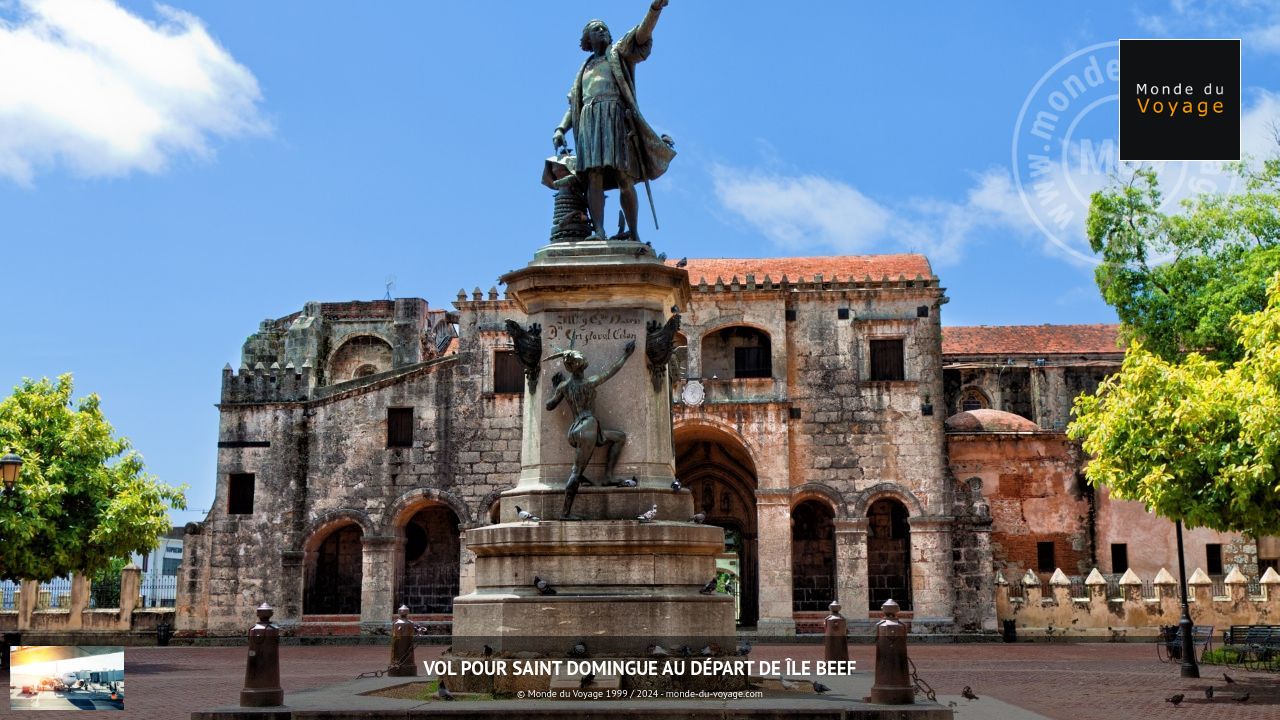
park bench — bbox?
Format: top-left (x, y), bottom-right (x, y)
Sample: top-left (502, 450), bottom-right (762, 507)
top-left (1156, 624), bottom-right (1214, 663)
top-left (1224, 625), bottom-right (1280, 671)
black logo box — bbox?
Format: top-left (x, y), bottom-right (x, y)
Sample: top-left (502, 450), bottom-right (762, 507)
top-left (1119, 39), bottom-right (1240, 161)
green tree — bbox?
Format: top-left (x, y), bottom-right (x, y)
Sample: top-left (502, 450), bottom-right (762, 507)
top-left (0, 374), bottom-right (186, 581)
top-left (1086, 161), bottom-right (1280, 363)
top-left (1068, 274), bottom-right (1280, 535)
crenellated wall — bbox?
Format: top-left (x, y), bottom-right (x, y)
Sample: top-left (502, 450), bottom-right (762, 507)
top-left (997, 566), bottom-right (1280, 639)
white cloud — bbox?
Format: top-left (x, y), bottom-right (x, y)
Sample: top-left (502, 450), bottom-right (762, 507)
top-left (710, 165), bottom-right (891, 252)
top-left (711, 165), bottom-right (1032, 265)
top-left (1241, 89), bottom-right (1280, 160)
top-left (0, 0), bottom-right (268, 184)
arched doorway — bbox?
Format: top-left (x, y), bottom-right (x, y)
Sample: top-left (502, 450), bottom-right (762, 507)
top-left (675, 423), bottom-right (758, 627)
top-left (304, 522), bottom-right (363, 615)
top-left (791, 500), bottom-right (836, 611)
top-left (396, 505), bottom-right (461, 613)
top-left (867, 498), bottom-right (912, 611)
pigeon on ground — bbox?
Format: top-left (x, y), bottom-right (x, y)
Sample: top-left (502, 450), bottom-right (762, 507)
top-left (580, 673), bottom-right (596, 688)
top-left (569, 642), bottom-right (587, 658)
top-left (1205, 686), bottom-right (1214, 699)
top-left (516, 505), bottom-right (540, 522)
top-left (813, 681), bottom-right (832, 694)
top-left (671, 479), bottom-right (682, 492)
top-left (437, 682), bottom-right (455, 701)
top-left (1223, 672), bottom-right (1235, 684)
top-left (1234, 692), bottom-right (1250, 703)
top-left (620, 477), bottom-right (638, 488)
top-left (483, 644), bottom-right (493, 657)
top-left (1165, 693), bottom-right (1184, 706)
top-left (700, 645), bottom-right (713, 656)
top-left (681, 645), bottom-right (693, 658)
top-left (534, 576), bottom-right (557, 595)
top-left (699, 579), bottom-right (717, 595)
top-left (690, 512), bottom-right (705, 524)
top-left (649, 644), bottom-right (671, 657)
top-left (948, 701), bottom-right (958, 708)
top-left (671, 305), bottom-right (680, 313)
top-left (638, 504), bottom-right (658, 523)
top-left (962, 686), bottom-right (979, 701)
top-left (780, 678), bottom-right (798, 690)
top-left (737, 640), bottom-right (752, 657)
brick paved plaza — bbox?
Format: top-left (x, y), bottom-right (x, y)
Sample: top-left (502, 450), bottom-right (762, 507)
top-left (4, 642), bottom-right (1277, 719)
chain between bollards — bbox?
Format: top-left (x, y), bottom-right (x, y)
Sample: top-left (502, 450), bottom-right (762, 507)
top-left (908, 656), bottom-right (937, 703)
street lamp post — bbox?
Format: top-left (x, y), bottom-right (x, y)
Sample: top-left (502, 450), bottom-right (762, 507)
top-left (1174, 518), bottom-right (1199, 678)
top-left (0, 451), bottom-right (22, 493)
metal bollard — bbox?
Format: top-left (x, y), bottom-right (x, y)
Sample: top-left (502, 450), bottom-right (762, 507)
top-left (240, 603), bottom-right (284, 707)
top-left (823, 600), bottom-right (848, 662)
top-left (869, 598), bottom-right (913, 705)
top-left (388, 605), bottom-right (418, 677)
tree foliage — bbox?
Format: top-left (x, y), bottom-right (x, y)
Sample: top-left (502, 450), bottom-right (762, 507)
top-left (0, 374), bottom-right (186, 581)
top-left (1068, 275), bottom-right (1280, 534)
top-left (1086, 161), bottom-right (1280, 363)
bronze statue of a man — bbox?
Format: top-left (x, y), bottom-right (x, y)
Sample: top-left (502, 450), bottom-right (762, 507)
top-left (552, 0), bottom-right (676, 242)
top-left (545, 340), bottom-right (636, 519)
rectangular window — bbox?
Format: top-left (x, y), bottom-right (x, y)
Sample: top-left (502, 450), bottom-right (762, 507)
top-left (493, 350), bottom-right (524, 394)
top-left (162, 558), bottom-right (181, 576)
top-left (1206, 544), bottom-right (1223, 575)
top-left (869, 339), bottom-right (905, 381)
top-left (1037, 541), bottom-right (1056, 573)
top-left (1110, 543), bottom-right (1129, 574)
top-left (227, 473), bottom-right (255, 515)
top-left (140, 554), bottom-right (149, 572)
top-left (387, 407), bottom-right (414, 448)
top-left (733, 347), bottom-right (771, 378)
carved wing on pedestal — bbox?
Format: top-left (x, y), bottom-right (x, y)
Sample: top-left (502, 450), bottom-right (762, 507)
top-left (645, 314), bottom-right (681, 392)
top-left (504, 319), bottom-right (542, 393)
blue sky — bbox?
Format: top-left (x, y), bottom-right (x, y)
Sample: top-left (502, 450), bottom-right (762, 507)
top-left (1, 0), bottom-right (1278, 523)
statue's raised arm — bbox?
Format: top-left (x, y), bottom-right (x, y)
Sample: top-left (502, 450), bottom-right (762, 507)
top-left (589, 340), bottom-right (636, 387)
top-left (636, 0), bottom-right (668, 47)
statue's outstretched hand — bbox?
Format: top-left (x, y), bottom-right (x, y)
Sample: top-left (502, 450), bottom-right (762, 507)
top-left (624, 339), bottom-right (637, 356)
top-left (553, 129), bottom-right (567, 152)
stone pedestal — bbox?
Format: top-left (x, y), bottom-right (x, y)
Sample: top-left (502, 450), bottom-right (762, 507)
top-left (450, 241), bottom-right (735, 659)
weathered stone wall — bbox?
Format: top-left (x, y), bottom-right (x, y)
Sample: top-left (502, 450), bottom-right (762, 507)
top-left (946, 432), bottom-right (1091, 577)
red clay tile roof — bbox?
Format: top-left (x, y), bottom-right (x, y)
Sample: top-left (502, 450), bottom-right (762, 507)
top-left (943, 324), bottom-right (1123, 357)
top-left (668, 254), bottom-right (933, 284)
top-left (944, 409), bottom-right (1042, 433)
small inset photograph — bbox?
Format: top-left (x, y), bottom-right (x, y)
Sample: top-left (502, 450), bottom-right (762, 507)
top-left (8, 646), bottom-right (124, 711)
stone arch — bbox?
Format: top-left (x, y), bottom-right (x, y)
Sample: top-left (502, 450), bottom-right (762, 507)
top-left (699, 324), bottom-right (772, 380)
top-left (866, 496), bottom-right (913, 611)
top-left (390, 492), bottom-right (463, 615)
top-left (791, 483), bottom-right (847, 517)
top-left (674, 419), bottom-right (758, 626)
top-left (387, 487), bottom-right (472, 530)
top-left (959, 386), bottom-right (991, 412)
top-left (477, 489), bottom-right (505, 526)
top-left (327, 334), bottom-right (393, 383)
top-left (302, 512), bottom-right (369, 615)
top-left (302, 509), bottom-right (375, 550)
top-left (849, 482), bottom-right (926, 519)
top-left (791, 497), bottom-right (837, 612)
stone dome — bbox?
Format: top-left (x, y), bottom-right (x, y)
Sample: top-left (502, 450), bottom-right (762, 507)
top-left (944, 408), bottom-right (1041, 433)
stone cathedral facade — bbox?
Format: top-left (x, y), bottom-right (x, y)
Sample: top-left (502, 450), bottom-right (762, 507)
top-left (176, 254), bottom-right (1264, 638)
